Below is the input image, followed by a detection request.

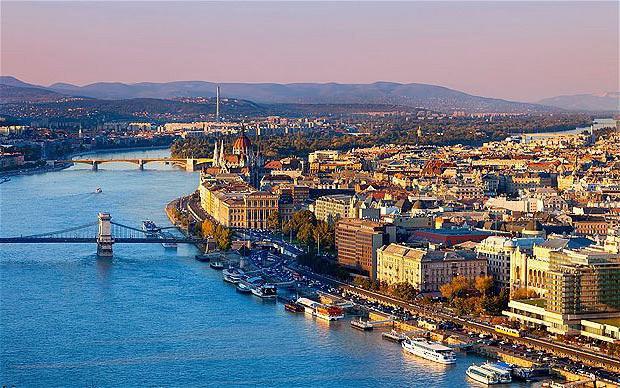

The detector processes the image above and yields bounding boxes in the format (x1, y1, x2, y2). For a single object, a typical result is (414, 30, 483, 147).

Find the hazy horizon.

(2, 1, 618, 102)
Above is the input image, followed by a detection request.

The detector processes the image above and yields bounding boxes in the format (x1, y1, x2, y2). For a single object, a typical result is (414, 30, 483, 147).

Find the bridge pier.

(138, 160, 145, 170)
(92, 161, 100, 171)
(186, 158, 197, 172)
(97, 212, 114, 257)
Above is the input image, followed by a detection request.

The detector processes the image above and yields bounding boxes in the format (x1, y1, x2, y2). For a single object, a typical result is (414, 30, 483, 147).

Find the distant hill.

(43, 79, 551, 113)
(538, 92, 619, 112)
(0, 84, 68, 103)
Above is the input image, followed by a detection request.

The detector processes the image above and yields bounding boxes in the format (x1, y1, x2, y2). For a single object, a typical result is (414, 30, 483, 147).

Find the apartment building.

(335, 218, 395, 279)
(377, 243, 487, 292)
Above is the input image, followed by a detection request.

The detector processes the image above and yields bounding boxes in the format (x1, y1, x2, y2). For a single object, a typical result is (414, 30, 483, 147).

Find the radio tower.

(216, 85, 220, 122)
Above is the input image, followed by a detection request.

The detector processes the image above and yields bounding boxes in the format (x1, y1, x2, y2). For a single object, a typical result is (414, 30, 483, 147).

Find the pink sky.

(1, 1, 618, 102)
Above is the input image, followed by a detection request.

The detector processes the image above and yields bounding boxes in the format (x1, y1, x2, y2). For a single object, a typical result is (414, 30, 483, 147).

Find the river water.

(1, 148, 524, 387)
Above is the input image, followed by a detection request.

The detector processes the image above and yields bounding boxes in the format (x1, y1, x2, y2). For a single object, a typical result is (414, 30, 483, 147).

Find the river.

(1, 148, 526, 387)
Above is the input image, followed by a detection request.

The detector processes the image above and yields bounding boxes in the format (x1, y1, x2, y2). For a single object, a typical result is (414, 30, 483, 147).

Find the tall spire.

(212, 140, 219, 167)
(219, 139, 226, 167)
(216, 85, 220, 122)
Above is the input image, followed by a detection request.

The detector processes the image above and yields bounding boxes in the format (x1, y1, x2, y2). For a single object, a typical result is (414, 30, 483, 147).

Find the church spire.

(212, 140, 219, 167)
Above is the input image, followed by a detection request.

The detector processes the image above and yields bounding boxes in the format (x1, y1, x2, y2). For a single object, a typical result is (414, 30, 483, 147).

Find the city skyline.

(2, 1, 618, 102)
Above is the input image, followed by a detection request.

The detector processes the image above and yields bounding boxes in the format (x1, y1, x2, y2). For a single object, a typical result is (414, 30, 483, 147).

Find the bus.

(494, 325, 524, 338)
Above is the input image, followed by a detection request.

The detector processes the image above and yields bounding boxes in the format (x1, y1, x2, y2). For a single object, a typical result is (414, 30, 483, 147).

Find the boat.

(251, 284, 277, 299)
(195, 254, 210, 262)
(296, 297, 320, 315)
(284, 300, 305, 313)
(315, 304, 344, 321)
(350, 318, 373, 331)
(210, 261, 224, 270)
(222, 268, 243, 284)
(480, 362, 512, 383)
(382, 330, 407, 343)
(401, 337, 456, 364)
(513, 366, 550, 381)
(142, 220, 159, 238)
(295, 297, 344, 321)
(236, 282, 252, 294)
(466, 364, 501, 385)
(95, 187, 102, 193)
(160, 231, 177, 249)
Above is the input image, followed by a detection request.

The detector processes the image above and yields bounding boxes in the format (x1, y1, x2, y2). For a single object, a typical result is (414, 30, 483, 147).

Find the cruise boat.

(251, 284, 277, 299)
(466, 364, 501, 385)
(284, 300, 305, 313)
(142, 220, 159, 238)
(235, 282, 252, 294)
(401, 337, 456, 364)
(222, 268, 243, 284)
(480, 362, 512, 383)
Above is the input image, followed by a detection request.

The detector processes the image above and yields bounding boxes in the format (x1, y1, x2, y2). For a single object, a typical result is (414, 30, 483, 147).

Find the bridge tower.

(97, 212, 114, 257)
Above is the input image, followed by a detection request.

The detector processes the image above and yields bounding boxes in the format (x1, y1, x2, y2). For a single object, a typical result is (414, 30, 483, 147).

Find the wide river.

(1, 148, 527, 387)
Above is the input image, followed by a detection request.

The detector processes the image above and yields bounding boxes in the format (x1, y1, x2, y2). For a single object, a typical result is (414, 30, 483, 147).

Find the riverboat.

(251, 284, 277, 299)
(382, 330, 407, 343)
(350, 318, 373, 331)
(284, 300, 305, 313)
(401, 337, 456, 364)
(466, 364, 501, 385)
(235, 282, 252, 294)
(222, 268, 243, 284)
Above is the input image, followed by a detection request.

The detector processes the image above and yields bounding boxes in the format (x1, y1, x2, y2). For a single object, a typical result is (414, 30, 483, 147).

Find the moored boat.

(251, 284, 277, 299)
(236, 282, 252, 294)
(466, 364, 501, 385)
(350, 318, 373, 331)
(222, 268, 243, 284)
(480, 362, 512, 383)
(382, 330, 407, 343)
(284, 300, 305, 313)
(210, 261, 224, 270)
(315, 304, 344, 321)
(401, 337, 456, 364)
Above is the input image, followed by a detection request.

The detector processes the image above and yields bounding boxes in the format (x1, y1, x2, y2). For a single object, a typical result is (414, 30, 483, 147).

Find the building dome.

(232, 132, 252, 155)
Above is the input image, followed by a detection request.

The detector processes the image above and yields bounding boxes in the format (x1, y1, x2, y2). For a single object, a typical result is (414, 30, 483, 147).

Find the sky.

(1, 1, 618, 102)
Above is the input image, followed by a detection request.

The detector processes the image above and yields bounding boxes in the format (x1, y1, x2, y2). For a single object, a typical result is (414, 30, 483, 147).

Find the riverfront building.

(376, 243, 487, 292)
(503, 229, 620, 341)
(199, 176, 278, 229)
(313, 194, 356, 224)
(335, 218, 396, 279)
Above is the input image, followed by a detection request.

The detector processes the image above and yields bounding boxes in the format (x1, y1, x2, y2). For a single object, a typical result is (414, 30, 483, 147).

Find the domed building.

(210, 130, 263, 186)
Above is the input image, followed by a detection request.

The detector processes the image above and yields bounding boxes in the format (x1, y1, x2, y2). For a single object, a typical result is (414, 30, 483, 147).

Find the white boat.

(95, 187, 102, 193)
(480, 362, 512, 383)
(159, 231, 177, 249)
(235, 282, 252, 294)
(466, 364, 501, 385)
(401, 337, 456, 364)
(251, 284, 277, 299)
(222, 268, 244, 284)
(142, 220, 159, 238)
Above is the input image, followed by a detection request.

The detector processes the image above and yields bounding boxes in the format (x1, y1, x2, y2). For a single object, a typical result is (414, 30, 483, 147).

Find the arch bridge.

(56, 157, 212, 171)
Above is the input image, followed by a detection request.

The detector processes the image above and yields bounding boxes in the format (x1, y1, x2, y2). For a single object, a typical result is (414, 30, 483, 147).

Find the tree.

(201, 219, 216, 237)
(511, 287, 539, 300)
(474, 275, 494, 296)
(213, 224, 232, 251)
(313, 220, 334, 252)
(267, 211, 281, 232)
(297, 223, 315, 246)
(391, 282, 419, 302)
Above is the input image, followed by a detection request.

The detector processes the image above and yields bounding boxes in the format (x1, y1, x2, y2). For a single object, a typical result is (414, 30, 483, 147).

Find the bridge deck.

(0, 238, 209, 244)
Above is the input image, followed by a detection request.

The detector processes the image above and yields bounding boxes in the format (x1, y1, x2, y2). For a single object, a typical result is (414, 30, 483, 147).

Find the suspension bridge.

(55, 157, 213, 171)
(0, 213, 209, 257)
